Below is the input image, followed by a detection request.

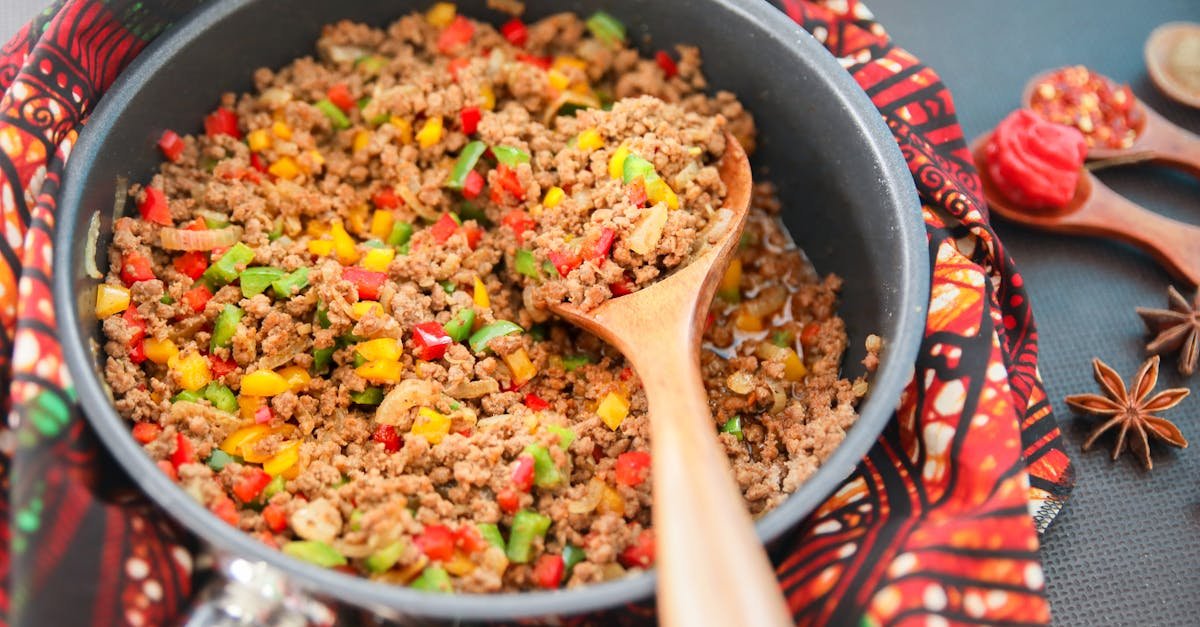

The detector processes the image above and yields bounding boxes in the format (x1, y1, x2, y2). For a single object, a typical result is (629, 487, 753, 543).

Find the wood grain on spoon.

(549, 132, 792, 627)
(971, 135, 1200, 287)
(1022, 69, 1200, 176)
(1145, 22, 1200, 110)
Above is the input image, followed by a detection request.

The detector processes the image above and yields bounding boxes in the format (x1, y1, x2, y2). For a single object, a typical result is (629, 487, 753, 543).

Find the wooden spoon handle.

(1083, 181, 1200, 286)
(1136, 108, 1200, 176)
(630, 338, 792, 627)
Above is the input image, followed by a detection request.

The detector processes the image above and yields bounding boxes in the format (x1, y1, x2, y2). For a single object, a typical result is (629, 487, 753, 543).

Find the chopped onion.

(257, 336, 310, 371)
(543, 90, 601, 127)
(258, 87, 293, 109)
(726, 370, 756, 395)
(745, 285, 788, 318)
(768, 379, 788, 413)
(84, 211, 103, 279)
(627, 203, 668, 255)
(446, 379, 500, 398)
(112, 176, 128, 220)
(376, 379, 440, 429)
(397, 178, 436, 220)
(321, 43, 372, 64)
(568, 478, 605, 514)
(160, 225, 242, 251)
(195, 208, 230, 225)
(755, 341, 790, 363)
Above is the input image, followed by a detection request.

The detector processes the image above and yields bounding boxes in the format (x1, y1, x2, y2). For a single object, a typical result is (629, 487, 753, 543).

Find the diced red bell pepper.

(120, 251, 156, 286)
(500, 18, 528, 47)
(655, 50, 679, 79)
(254, 405, 273, 424)
(210, 494, 240, 526)
(158, 130, 185, 162)
(372, 186, 401, 209)
(170, 432, 195, 468)
(462, 170, 485, 200)
(620, 367, 634, 381)
(327, 83, 355, 112)
(415, 524, 456, 561)
(412, 321, 453, 361)
(490, 165, 525, 203)
(587, 228, 616, 260)
(204, 107, 241, 139)
(454, 525, 488, 554)
(157, 459, 179, 482)
(615, 451, 651, 487)
(249, 153, 268, 174)
(496, 488, 520, 514)
(233, 467, 272, 503)
(524, 393, 549, 411)
(123, 306, 147, 364)
(132, 422, 162, 444)
(174, 251, 208, 280)
(437, 15, 475, 55)
(182, 285, 213, 313)
(128, 341, 146, 364)
(501, 210, 534, 243)
(548, 250, 581, 277)
(609, 274, 635, 297)
(209, 354, 236, 378)
(138, 186, 172, 226)
(430, 213, 459, 245)
(461, 225, 482, 250)
(460, 106, 481, 134)
(801, 322, 821, 346)
(342, 267, 386, 301)
(511, 454, 535, 492)
(447, 57, 472, 81)
(516, 52, 552, 69)
(532, 554, 565, 589)
(185, 216, 207, 231)
(372, 424, 402, 453)
(619, 529, 655, 568)
(262, 503, 288, 533)
(627, 179, 647, 207)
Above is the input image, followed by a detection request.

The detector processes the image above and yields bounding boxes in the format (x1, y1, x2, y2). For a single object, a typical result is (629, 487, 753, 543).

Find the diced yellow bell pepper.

(351, 301, 385, 320)
(644, 177, 679, 210)
(353, 129, 371, 153)
(277, 365, 311, 392)
(411, 407, 451, 444)
(220, 424, 270, 456)
(330, 221, 360, 265)
(718, 258, 742, 301)
(241, 370, 290, 396)
(269, 156, 301, 179)
(307, 149, 325, 168)
(390, 116, 413, 144)
(361, 247, 394, 272)
(357, 359, 403, 383)
(271, 120, 292, 140)
(247, 128, 271, 152)
(356, 338, 400, 362)
(733, 308, 764, 332)
(443, 551, 476, 575)
(608, 144, 629, 179)
(547, 69, 571, 92)
(598, 483, 625, 516)
(347, 204, 370, 236)
(597, 391, 630, 430)
(369, 210, 394, 240)
(95, 284, 131, 319)
(416, 116, 443, 148)
(174, 352, 212, 391)
(426, 2, 456, 27)
(553, 56, 588, 73)
(781, 348, 808, 381)
(144, 338, 179, 365)
(473, 276, 489, 309)
(576, 129, 603, 151)
(307, 239, 333, 256)
(480, 84, 495, 111)
(306, 221, 330, 237)
(542, 186, 565, 209)
(503, 348, 536, 387)
(238, 394, 264, 422)
(263, 441, 300, 476)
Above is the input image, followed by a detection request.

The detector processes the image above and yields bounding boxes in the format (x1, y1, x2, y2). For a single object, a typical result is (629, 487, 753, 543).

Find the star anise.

(1065, 356, 1189, 470)
(1136, 286, 1200, 376)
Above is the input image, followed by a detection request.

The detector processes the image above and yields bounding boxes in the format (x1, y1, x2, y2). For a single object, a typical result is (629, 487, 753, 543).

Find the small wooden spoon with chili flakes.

(970, 134, 1200, 287)
(1023, 67, 1200, 177)
(548, 132, 792, 627)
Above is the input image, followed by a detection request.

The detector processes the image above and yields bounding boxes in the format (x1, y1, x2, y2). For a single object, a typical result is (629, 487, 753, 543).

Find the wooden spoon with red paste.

(971, 113, 1200, 286)
(1023, 66, 1200, 176)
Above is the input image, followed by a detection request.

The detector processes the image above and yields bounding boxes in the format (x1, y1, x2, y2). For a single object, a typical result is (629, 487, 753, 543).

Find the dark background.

(868, 1, 1200, 624)
(3, 0, 1199, 624)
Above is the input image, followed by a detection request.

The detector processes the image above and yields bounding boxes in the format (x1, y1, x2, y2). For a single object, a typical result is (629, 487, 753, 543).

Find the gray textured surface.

(1, 0, 44, 42)
(868, 1, 1200, 625)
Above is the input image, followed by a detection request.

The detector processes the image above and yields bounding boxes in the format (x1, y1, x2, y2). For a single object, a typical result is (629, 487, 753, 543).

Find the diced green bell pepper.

(268, 218, 284, 241)
(272, 267, 309, 298)
(350, 387, 384, 405)
(315, 302, 332, 329)
(524, 443, 562, 488)
(513, 249, 540, 278)
(387, 221, 414, 248)
(457, 202, 491, 227)
(468, 320, 523, 354)
(262, 475, 286, 500)
(211, 305, 243, 350)
(203, 216, 230, 229)
(200, 242, 255, 288)
(562, 544, 586, 579)
(172, 390, 204, 404)
(506, 510, 552, 564)
(770, 330, 793, 348)
(545, 424, 576, 451)
(205, 449, 238, 471)
(311, 346, 335, 375)
(621, 154, 655, 184)
(445, 141, 487, 190)
(477, 523, 505, 550)
(492, 145, 530, 167)
(720, 415, 743, 441)
(586, 11, 627, 47)
(410, 565, 452, 593)
(444, 308, 476, 343)
(203, 382, 238, 414)
(314, 99, 350, 129)
(282, 540, 346, 567)
(239, 267, 285, 298)
(561, 354, 591, 371)
(365, 540, 407, 574)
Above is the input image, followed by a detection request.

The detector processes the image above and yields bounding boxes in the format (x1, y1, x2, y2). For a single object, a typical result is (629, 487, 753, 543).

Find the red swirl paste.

(985, 109, 1087, 210)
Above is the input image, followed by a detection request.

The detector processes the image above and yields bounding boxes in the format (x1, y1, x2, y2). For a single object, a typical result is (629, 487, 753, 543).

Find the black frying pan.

(53, 0, 927, 622)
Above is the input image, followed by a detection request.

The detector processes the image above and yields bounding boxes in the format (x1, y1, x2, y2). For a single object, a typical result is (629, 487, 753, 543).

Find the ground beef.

(98, 8, 877, 594)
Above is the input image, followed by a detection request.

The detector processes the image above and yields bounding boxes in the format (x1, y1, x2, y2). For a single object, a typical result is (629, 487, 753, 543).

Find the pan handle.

(181, 555, 337, 627)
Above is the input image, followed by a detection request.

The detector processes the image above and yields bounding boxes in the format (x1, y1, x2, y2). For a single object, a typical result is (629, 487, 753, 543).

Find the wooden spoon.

(548, 133, 792, 627)
(970, 134, 1200, 286)
(1023, 69, 1200, 176)
(1145, 22, 1200, 110)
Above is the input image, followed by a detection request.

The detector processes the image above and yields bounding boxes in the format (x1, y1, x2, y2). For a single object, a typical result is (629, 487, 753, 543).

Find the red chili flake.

(460, 106, 481, 134)
(132, 422, 161, 444)
(158, 130, 185, 162)
(203, 107, 241, 139)
(655, 50, 678, 79)
(326, 83, 355, 112)
(1027, 65, 1144, 149)
(524, 393, 550, 411)
(372, 424, 402, 453)
(500, 18, 528, 47)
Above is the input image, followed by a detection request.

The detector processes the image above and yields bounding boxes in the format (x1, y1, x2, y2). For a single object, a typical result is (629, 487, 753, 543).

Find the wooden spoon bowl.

(1145, 22, 1200, 110)
(971, 134, 1200, 286)
(548, 132, 792, 627)
(1022, 68, 1200, 176)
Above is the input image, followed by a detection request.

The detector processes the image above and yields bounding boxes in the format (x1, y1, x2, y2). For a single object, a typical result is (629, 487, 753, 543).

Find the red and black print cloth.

(0, 0, 1074, 624)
